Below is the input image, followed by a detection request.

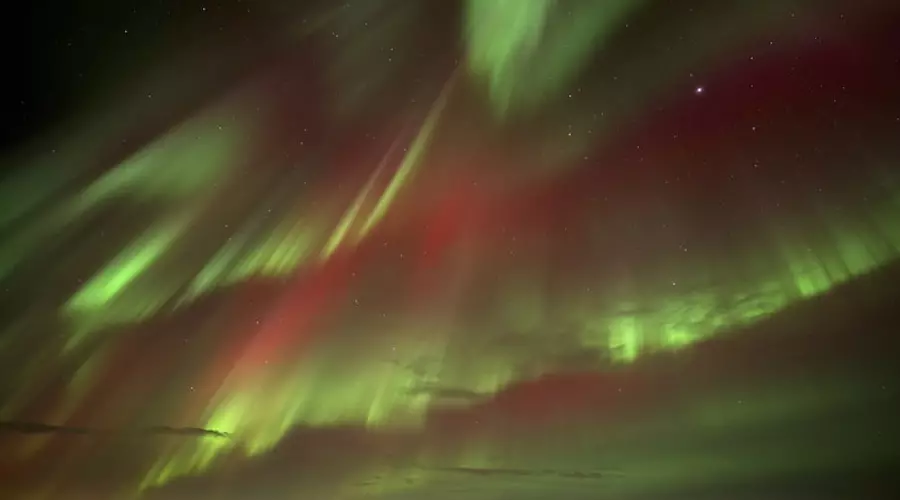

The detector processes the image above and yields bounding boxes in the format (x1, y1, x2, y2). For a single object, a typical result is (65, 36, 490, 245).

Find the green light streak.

(465, 0, 645, 118)
(358, 74, 457, 239)
(68, 215, 191, 313)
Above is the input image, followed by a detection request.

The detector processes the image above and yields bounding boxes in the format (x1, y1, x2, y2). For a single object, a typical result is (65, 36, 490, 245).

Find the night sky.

(2, 1, 900, 499)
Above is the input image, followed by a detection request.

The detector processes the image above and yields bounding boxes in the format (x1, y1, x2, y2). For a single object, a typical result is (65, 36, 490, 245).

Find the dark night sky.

(6, 0, 276, 149)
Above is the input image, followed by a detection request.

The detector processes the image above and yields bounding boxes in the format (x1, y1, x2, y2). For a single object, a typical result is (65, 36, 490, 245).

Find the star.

(694, 85, 705, 95)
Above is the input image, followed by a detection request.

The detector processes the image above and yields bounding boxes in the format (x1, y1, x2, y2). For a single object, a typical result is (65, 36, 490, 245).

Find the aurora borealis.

(2, 0, 900, 498)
